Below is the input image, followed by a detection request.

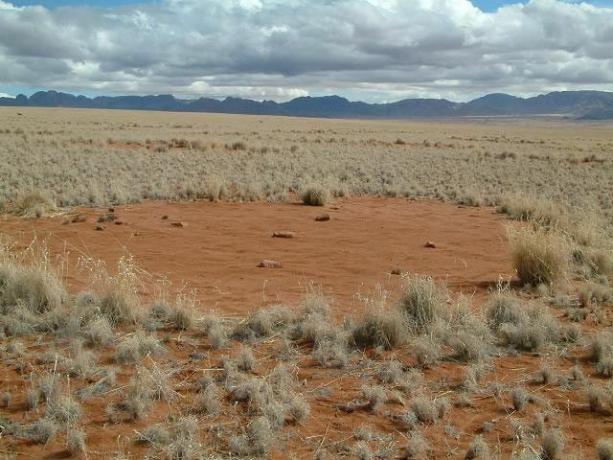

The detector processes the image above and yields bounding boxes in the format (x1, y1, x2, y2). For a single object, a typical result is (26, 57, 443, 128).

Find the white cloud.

(0, 92, 14, 98)
(0, 0, 611, 101)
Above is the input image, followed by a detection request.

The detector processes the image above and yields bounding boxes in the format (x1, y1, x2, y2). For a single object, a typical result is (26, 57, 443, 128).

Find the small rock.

(171, 221, 186, 228)
(272, 231, 295, 239)
(62, 219, 70, 225)
(315, 214, 330, 222)
(114, 221, 124, 225)
(161, 215, 169, 220)
(95, 225, 105, 231)
(132, 232, 141, 237)
(108, 207, 115, 213)
(258, 259, 282, 268)
(390, 268, 404, 275)
(425, 241, 436, 248)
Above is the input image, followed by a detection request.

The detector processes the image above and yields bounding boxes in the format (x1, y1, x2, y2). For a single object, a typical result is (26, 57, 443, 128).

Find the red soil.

(0, 197, 513, 316)
(2, 199, 610, 459)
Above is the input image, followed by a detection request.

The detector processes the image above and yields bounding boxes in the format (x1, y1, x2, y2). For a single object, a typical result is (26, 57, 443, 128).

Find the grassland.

(0, 107, 612, 459)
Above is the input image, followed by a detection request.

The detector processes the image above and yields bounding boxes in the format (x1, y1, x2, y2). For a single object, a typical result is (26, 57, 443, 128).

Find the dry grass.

(507, 226, 569, 286)
(0, 110, 611, 459)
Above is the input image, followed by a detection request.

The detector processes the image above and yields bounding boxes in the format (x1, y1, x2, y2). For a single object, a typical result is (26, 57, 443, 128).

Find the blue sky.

(1, 0, 613, 101)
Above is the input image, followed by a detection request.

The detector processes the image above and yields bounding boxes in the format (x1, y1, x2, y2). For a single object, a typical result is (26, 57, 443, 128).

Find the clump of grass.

(200, 314, 228, 349)
(23, 417, 59, 443)
(498, 194, 564, 229)
(589, 332, 613, 377)
(507, 227, 569, 286)
(236, 347, 256, 372)
(195, 382, 221, 415)
(403, 433, 429, 459)
(541, 429, 565, 460)
(377, 360, 404, 385)
(114, 331, 164, 363)
(361, 385, 386, 412)
(301, 186, 329, 206)
(409, 396, 448, 424)
(0, 256, 66, 315)
(13, 191, 56, 218)
(233, 305, 295, 340)
(411, 335, 441, 368)
(511, 387, 528, 411)
(229, 416, 274, 456)
(66, 427, 87, 456)
(107, 369, 155, 422)
(83, 316, 114, 346)
(1, 391, 12, 408)
(465, 435, 490, 459)
(94, 256, 142, 325)
(286, 394, 310, 424)
(352, 307, 407, 350)
(396, 274, 444, 333)
(494, 302, 562, 352)
(597, 439, 613, 460)
(45, 395, 82, 425)
(485, 292, 525, 331)
(312, 336, 349, 369)
(134, 424, 170, 447)
(587, 385, 611, 413)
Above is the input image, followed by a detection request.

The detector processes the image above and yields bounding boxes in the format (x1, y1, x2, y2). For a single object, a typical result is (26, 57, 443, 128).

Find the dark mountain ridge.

(1, 89, 612, 119)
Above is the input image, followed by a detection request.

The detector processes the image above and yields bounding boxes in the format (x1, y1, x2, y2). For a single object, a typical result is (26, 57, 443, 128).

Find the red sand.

(1, 197, 514, 315)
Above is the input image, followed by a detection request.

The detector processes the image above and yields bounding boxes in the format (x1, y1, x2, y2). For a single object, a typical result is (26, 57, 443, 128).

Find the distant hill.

(1, 89, 613, 119)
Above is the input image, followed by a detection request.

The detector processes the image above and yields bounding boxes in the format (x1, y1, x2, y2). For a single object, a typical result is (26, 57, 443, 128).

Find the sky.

(1, 0, 613, 102)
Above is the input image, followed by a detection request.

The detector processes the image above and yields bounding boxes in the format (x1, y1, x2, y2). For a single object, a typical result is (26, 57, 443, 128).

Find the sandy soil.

(0, 197, 513, 316)
(1, 199, 610, 459)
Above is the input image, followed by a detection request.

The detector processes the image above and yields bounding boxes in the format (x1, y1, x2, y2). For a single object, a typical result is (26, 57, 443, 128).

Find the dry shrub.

(507, 227, 569, 286)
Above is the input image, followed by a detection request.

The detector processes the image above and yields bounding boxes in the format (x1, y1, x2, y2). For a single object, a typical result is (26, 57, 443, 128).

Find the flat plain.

(0, 107, 612, 459)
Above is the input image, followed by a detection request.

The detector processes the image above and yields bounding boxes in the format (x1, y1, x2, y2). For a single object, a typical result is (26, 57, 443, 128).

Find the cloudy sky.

(1, 0, 612, 102)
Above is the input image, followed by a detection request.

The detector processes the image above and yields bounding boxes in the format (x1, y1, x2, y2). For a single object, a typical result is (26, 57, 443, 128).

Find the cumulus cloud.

(0, 0, 612, 101)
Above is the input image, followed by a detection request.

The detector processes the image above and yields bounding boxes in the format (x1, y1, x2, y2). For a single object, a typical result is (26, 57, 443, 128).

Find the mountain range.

(1, 90, 613, 120)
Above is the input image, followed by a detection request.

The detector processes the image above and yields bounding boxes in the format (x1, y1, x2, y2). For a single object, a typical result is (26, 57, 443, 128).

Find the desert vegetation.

(0, 108, 611, 458)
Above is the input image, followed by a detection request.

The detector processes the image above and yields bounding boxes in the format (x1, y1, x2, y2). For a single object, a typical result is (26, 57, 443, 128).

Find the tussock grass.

(13, 191, 56, 218)
(597, 439, 613, 460)
(541, 429, 565, 460)
(396, 275, 444, 333)
(301, 186, 329, 206)
(507, 227, 569, 286)
(352, 307, 407, 350)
